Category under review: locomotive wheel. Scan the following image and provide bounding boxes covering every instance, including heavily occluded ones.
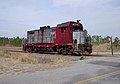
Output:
[26,47,30,52]
[26,47,34,53]
[58,48,62,54]
[34,48,38,53]
[29,48,33,53]
[62,48,68,55]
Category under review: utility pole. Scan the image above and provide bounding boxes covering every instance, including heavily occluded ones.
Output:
[3,38,5,46]
[111,37,113,55]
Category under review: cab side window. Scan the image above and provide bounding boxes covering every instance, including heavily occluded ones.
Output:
[61,27,66,33]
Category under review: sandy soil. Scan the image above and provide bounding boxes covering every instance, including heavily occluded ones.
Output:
[0,47,80,76]
[0,46,119,76]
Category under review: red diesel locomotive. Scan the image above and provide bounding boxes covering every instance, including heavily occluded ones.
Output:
[23,20,92,55]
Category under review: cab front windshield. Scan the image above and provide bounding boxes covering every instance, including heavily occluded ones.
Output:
[73,26,83,32]
[73,23,83,32]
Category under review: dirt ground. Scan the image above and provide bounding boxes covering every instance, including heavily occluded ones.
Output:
[0,46,119,76]
[0,47,80,76]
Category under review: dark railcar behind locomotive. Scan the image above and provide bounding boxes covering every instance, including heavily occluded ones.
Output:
[23,20,92,55]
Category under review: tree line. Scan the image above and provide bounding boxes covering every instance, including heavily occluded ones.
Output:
[88,35,120,50]
[0,36,120,48]
[0,37,26,47]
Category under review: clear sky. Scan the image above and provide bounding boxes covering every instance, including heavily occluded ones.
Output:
[0,0,120,38]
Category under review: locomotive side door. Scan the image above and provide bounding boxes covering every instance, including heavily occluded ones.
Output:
[60,27,67,44]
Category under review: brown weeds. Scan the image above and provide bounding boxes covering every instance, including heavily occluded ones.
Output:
[0,50,60,64]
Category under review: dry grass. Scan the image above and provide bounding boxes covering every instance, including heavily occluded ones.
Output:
[0,47,79,75]
[19,54,38,64]
[0,50,11,58]
[92,43,120,56]
[93,43,111,52]
[0,50,59,64]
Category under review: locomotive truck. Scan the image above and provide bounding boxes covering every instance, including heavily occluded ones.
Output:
[23,20,92,55]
